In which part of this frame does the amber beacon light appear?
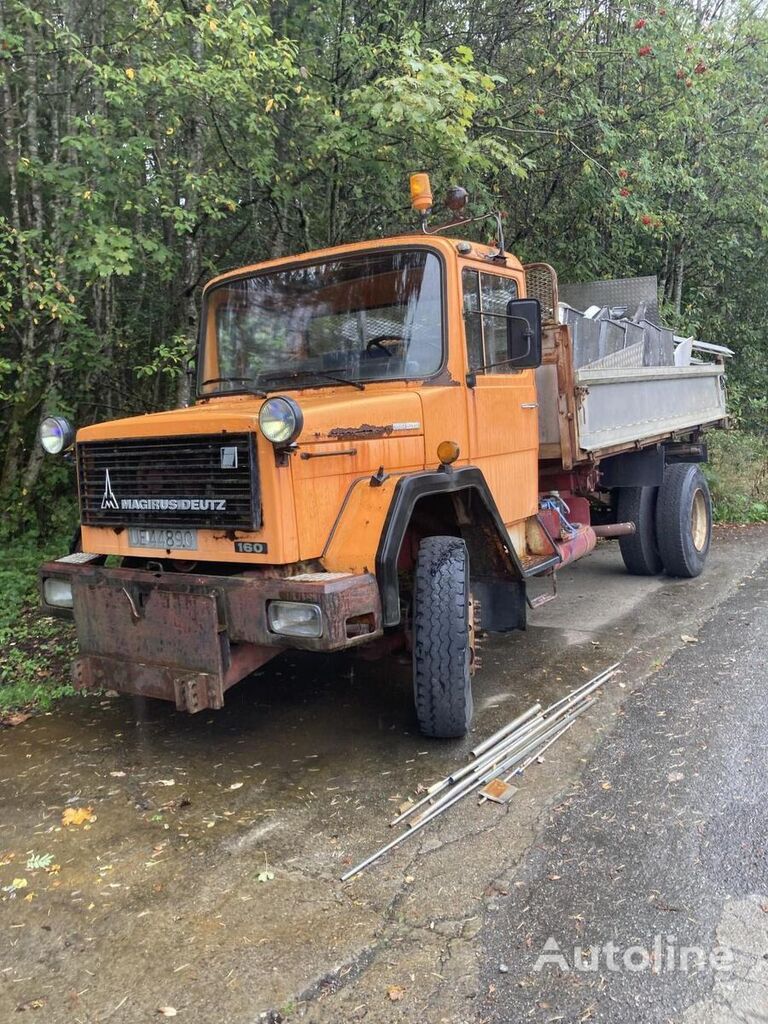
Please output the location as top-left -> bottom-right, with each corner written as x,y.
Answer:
409,173 -> 433,213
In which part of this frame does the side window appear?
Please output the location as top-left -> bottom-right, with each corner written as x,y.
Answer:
461,269 -> 519,374
462,269 -> 483,370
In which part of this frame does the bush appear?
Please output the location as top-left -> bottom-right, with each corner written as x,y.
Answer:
705,429 -> 768,523
0,537 -> 76,715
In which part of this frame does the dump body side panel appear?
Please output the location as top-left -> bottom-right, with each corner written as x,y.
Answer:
575,365 -> 727,453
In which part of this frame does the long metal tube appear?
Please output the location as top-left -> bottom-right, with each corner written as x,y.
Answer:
507,719 -> 576,780
389,710 -> 546,827
391,669 -> 614,829
542,663 -> 618,720
411,702 -> 595,828
341,693 -> 602,882
390,664 -> 616,829
405,718 -> 556,827
470,703 -> 543,759
477,713 -> 581,805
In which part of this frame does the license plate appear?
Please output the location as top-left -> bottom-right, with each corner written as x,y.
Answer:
128,527 -> 198,551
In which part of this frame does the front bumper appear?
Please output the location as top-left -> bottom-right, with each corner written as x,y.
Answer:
39,557 -> 382,712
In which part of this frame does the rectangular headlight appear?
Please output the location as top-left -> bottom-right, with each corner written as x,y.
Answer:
43,577 -> 73,609
267,601 -> 322,638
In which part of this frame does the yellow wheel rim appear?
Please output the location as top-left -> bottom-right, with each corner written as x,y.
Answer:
691,488 -> 708,552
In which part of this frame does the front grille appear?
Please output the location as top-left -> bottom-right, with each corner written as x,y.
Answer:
77,433 -> 260,529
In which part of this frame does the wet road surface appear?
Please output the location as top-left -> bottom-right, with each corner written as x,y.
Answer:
477,552 -> 768,1024
0,526 -> 765,1022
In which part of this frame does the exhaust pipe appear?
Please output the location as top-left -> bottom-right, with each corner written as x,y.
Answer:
593,522 -> 636,538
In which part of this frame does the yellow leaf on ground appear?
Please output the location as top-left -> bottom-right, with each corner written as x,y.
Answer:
2,711 -> 30,727
387,985 -> 405,1002
62,807 -> 96,827
11,878 -> 28,890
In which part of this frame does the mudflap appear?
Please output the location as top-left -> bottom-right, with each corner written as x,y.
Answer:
71,576 -> 277,712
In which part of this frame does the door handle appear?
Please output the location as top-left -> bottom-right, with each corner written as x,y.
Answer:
521,402 -> 539,409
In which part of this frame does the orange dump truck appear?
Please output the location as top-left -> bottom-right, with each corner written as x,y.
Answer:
39,176 -> 729,737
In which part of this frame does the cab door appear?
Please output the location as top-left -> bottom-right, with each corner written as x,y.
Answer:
461,267 -> 540,527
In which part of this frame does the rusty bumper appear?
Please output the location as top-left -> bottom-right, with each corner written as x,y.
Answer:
39,559 -> 383,712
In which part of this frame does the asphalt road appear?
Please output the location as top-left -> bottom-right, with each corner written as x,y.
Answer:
477,552 -> 768,1024
0,526 -> 766,1023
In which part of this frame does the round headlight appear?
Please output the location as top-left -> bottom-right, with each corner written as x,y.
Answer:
39,416 -> 75,455
258,397 -> 303,445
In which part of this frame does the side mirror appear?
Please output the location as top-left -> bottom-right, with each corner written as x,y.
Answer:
505,298 -> 542,367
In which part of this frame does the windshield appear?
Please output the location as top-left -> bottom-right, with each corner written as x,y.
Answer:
199,249 -> 443,395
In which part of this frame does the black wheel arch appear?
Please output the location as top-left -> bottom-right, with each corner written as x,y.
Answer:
375,466 -> 526,628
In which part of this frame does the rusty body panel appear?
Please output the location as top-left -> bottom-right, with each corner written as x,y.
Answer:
42,558 -> 382,711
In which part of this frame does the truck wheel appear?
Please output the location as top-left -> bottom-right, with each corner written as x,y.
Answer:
616,486 -> 663,575
655,464 -> 712,578
412,536 -> 473,739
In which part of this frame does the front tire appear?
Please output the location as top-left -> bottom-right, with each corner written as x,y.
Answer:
655,463 -> 712,578
412,536 -> 473,739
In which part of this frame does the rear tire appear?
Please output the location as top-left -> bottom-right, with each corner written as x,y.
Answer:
655,463 -> 712,578
616,486 -> 663,575
412,536 -> 473,739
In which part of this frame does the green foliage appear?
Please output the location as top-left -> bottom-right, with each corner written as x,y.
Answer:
706,429 -> 768,524
0,0 -> 766,530
0,537 -> 76,713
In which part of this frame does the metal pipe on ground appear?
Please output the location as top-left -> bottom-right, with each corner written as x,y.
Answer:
412,700 -> 597,828
478,714 -> 582,805
542,662 -> 619,720
470,703 -> 543,759
390,664 -> 617,828
389,707 -> 545,827
341,684 -> 608,881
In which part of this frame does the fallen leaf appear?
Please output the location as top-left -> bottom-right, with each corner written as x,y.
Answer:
600,782 -> 612,790
7,877 -> 28,891
256,870 -> 274,883
680,634 -> 698,644
2,711 -> 30,727
16,998 -> 45,1011
110,771 -> 127,778
387,985 -> 405,1002
229,782 -> 243,790
26,853 -> 54,871
156,1008 -> 177,1018
62,807 -> 96,827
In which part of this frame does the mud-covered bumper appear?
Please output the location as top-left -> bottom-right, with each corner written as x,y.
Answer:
39,557 -> 382,712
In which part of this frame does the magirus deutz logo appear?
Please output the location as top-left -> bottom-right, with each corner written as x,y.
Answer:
100,468 -> 227,513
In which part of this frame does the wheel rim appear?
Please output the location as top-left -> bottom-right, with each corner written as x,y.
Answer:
690,488 -> 708,551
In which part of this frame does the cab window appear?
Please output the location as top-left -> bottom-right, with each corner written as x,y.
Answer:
462,269 -> 520,374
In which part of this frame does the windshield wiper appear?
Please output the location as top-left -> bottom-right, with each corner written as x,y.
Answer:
199,376 -> 267,397
260,369 -> 365,392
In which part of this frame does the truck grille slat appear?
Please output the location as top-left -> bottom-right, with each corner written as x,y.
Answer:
77,433 -> 260,530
